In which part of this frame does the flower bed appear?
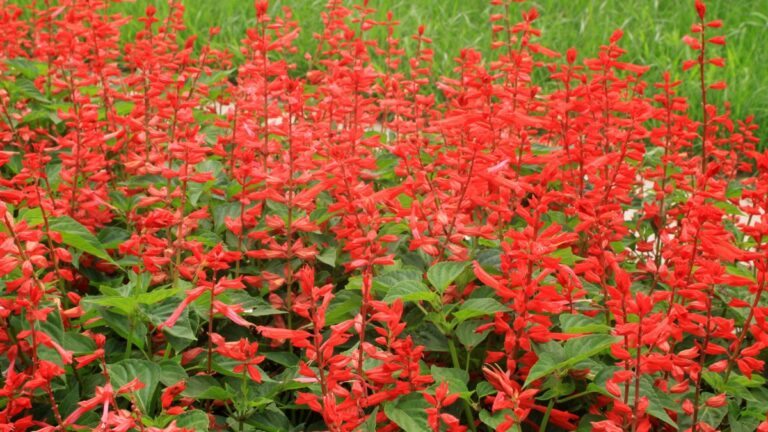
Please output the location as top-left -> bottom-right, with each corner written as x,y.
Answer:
1,0 -> 767,431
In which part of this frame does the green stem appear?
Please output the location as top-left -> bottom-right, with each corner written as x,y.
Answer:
465,347 -> 473,373
539,398 -> 556,432
207,292 -> 215,375
558,390 -> 590,403
239,365 -> 248,432
124,313 -> 135,360
448,338 -> 477,432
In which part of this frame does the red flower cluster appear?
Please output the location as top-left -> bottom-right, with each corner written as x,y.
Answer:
1,0 -> 767,431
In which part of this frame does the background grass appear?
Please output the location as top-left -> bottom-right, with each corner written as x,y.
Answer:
12,0 -> 768,145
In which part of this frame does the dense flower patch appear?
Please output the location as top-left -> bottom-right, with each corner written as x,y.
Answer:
1,0 -> 767,430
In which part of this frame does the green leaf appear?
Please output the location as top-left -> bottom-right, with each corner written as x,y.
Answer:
212,202 -> 241,233
747,387 -> 768,414
113,101 -> 135,116
187,230 -> 221,248
263,351 -> 299,368
726,181 -> 743,200
427,261 -> 469,293
21,108 -> 54,125
85,295 -> 138,315
714,201 -> 742,216
345,275 -> 363,291
310,206 -> 336,225
13,78 -> 50,103
19,208 -> 43,226
187,181 -> 210,207
383,280 -> 437,304
45,163 -> 62,188
626,376 -> 679,428
107,190 -> 133,213
729,410 -> 760,432
453,298 -> 509,322
576,414 -> 606,432
175,410 -> 209,431
247,405 -> 292,432
146,300 -> 196,352
540,377 -> 577,400
98,308 -> 146,349
358,407 -> 379,432
317,246 -> 337,267
383,393 -> 430,432
413,323 -> 451,352
455,320 -> 490,348
198,67 -> 235,85
564,334 -> 617,360
524,351 -> 562,388
480,409 -> 520,431
183,376 -> 234,400
397,193 -> 413,209
54,381 -> 84,424
559,314 -> 610,334
62,332 -> 97,354
525,335 -> 617,387
376,268 -> 423,288
107,359 -> 161,414
610,241 -> 626,254
476,381 -> 496,398
158,360 -> 188,386
476,249 -> 501,268
5,58 -> 46,79
224,290 -> 284,318
431,366 -> 470,396
136,287 -> 180,306
725,264 -> 756,283
702,372 -> 763,402
697,397 -> 727,430
5,153 -> 21,174
324,290 -> 361,325
98,226 -> 131,249
549,247 -> 581,265
49,216 -> 116,264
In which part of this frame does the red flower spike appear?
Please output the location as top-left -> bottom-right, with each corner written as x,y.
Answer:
695,0 -> 706,19
0,0 -> 763,430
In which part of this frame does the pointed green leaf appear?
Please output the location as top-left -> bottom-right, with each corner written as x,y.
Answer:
549,247 -> 581,265
453,298 -> 509,322
13,78 -> 50,103
480,409 -> 521,431
625,376 -> 679,428
525,335 -> 617,387
136,287 -> 180,306
559,314 -> 610,334
175,410 -> 209,431
183,376 -> 234,400
427,261 -> 469,293
384,393 -> 430,432
107,359 -> 161,414
431,366 -> 470,396
19,208 -> 43,226
456,320 -> 491,348
383,280 -> 438,304
49,216 -> 116,264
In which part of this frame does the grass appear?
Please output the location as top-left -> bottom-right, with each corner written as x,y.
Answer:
12,0 -> 768,144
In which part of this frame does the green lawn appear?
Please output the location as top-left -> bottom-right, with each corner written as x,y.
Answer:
14,0 -> 768,144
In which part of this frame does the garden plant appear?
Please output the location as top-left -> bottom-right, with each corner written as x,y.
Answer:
1,0 -> 768,431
